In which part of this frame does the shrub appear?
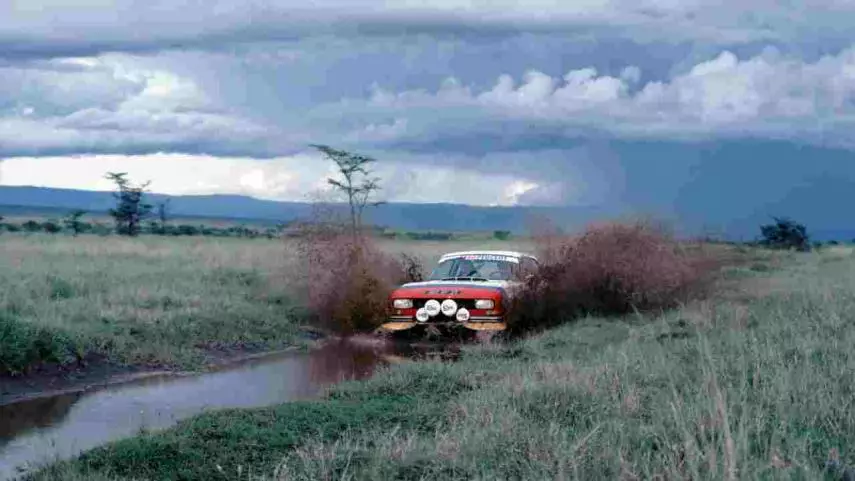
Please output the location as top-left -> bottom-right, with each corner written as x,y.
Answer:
176,224 -> 200,236
41,221 -> 62,233
22,220 -> 42,232
404,231 -> 453,241
493,230 -> 511,240
759,217 -> 811,251
294,225 -> 416,333
508,221 -> 712,333
0,314 -> 77,375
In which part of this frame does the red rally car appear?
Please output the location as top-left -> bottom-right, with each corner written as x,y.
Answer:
380,250 -> 539,332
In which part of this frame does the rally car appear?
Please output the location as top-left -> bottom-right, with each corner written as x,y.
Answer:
380,250 -> 539,332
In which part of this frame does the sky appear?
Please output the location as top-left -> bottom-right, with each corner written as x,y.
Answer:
2,1 -> 855,235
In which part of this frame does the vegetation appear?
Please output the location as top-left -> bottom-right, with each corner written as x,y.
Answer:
509,221 -> 715,334
759,216 -> 811,251
0,235 -> 309,375
0,235 -> 527,376
106,172 -> 154,237
31,246 -> 855,480
311,144 -> 384,240
493,230 -> 511,240
63,210 -> 89,236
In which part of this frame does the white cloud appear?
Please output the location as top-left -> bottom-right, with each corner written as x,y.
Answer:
0,55 -> 272,157
350,46 -> 855,147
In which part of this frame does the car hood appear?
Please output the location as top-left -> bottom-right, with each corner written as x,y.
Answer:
399,279 -> 513,289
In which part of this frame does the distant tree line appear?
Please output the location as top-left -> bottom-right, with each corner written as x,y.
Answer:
0,215 -> 287,239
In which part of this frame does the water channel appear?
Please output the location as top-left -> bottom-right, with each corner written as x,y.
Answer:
0,339 -> 452,480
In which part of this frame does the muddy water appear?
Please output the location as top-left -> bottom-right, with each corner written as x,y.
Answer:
0,339 -> 452,480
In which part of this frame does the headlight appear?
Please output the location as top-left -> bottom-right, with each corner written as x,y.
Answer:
424,300 -> 441,317
392,299 -> 413,309
440,299 -> 458,316
475,299 -> 495,309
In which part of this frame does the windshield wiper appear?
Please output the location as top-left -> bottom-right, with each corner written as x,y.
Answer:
440,276 -> 489,282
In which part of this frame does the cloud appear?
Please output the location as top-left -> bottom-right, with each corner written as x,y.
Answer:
0,55 -> 275,157
340,46 -> 855,148
5,43 -> 855,162
4,0 -> 855,61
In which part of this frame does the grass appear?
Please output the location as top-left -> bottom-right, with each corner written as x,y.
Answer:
28,246 -> 855,480
0,234 -> 308,374
0,234 -> 531,375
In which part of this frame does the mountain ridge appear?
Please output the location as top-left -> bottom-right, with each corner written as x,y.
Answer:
0,185 -> 600,233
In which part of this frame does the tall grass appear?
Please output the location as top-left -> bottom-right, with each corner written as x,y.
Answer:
271,247 -> 855,480
0,235 -> 307,374
0,234 -> 528,375
31,247 -> 855,480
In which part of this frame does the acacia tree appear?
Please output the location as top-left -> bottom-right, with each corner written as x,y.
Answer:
63,210 -> 87,236
105,172 -> 152,236
759,216 -> 811,252
311,144 -> 384,241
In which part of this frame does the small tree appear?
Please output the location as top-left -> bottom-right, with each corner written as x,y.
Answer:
63,210 -> 87,236
759,217 -> 811,251
105,172 -> 152,237
153,199 -> 171,234
311,144 -> 384,242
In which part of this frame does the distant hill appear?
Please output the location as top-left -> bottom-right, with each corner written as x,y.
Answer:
2,186 -> 853,241
0,186 -> 614,234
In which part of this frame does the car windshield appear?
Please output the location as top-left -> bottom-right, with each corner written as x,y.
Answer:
429,255 -> 518,281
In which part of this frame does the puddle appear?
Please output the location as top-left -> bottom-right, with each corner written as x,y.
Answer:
0,338 -> 455,480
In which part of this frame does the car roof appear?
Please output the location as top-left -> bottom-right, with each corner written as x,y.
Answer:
439,250 -> 538,261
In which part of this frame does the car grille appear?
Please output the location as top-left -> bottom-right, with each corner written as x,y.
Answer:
413,299 -> 477,310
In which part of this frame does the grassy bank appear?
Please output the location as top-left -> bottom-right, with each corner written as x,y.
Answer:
29,246 -> 855,480
0,235 -> 531,376
0,235 -> 312,375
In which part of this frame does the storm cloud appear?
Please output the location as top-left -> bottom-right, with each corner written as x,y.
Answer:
1,1 -> 854,227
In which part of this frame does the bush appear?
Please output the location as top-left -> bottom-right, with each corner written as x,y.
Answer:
294,225 -> 419,333
493,230 -> 511,240
508,221 -> 712,333
41,221 -> 62,233
404,231 -> 453,241
0,315 -> 77,375
176,224 -> 200,236
22,220 -> 42,232
759,217 -> 811,252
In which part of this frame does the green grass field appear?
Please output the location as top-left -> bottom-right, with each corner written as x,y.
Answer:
0,234 -> 533,375
0,234 -> 308,374
28,245 -> 855,480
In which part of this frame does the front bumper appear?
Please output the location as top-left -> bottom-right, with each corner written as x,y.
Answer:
379,316 -> 507,332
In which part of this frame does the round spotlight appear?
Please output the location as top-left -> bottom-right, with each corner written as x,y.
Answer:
415,308 -> 429,322
456,308 -> 470,322
440,299 -> 458,316
424,300 -> 441,317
